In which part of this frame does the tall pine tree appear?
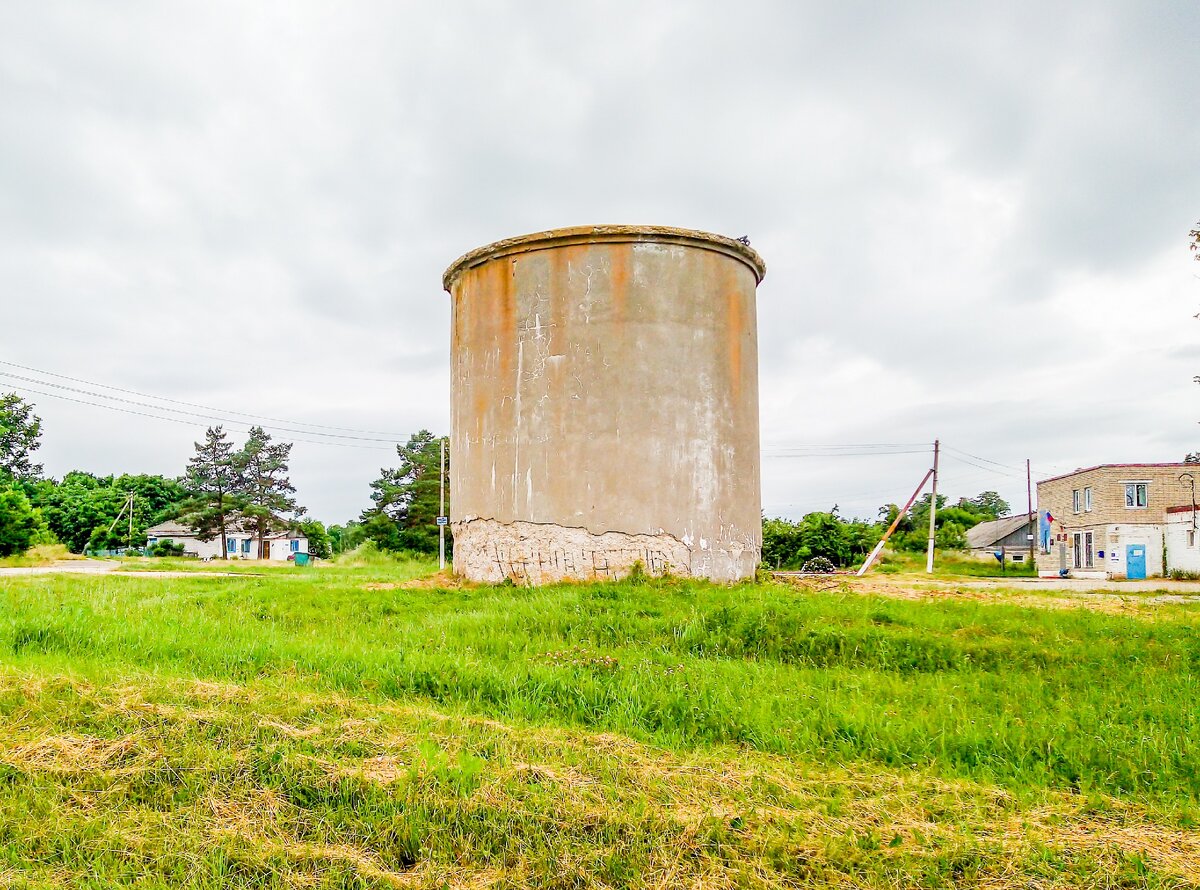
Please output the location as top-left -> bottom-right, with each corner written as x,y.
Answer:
181,426 -> 243,558
363,430 -> 447,554
235,426 -> 300,558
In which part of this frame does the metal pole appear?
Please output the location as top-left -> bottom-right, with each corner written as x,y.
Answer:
1027,459 -> 1035,566
439,437 -> 446,572
129,492 -> 134,552
925,440 -> 939,573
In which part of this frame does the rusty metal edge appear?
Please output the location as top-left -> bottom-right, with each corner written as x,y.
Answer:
442,224 -> 767,293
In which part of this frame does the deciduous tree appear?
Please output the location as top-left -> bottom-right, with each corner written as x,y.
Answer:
0,393 -> 42,483
0,486 -> 44,556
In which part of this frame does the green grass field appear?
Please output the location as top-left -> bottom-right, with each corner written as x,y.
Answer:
1,557 -> 1198,888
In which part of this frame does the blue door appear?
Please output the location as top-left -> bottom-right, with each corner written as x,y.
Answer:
1126,545 -> 1146,580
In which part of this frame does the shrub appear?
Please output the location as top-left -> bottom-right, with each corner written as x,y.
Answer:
0,486 -> 44,557
800,556 -> 836,574
149,539 -> 186,557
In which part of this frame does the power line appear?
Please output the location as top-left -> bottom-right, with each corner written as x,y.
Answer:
763,449 -> 929,458
0,370 -> 399,444
762,442 -> 928,449
941,452 -> 1026,479
943,445 -> 1024,471
2,382 -> 395,451
0,358 -> 407,438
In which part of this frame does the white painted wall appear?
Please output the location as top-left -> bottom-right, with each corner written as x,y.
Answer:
1104,524 -> 1164,578
1165,512 -> 1200,574
147,533 -> 307,561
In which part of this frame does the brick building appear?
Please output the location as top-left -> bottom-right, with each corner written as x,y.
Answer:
1035,463 -> 1198,578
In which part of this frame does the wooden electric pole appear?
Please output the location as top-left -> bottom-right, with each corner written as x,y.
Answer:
925,440 -> 939,573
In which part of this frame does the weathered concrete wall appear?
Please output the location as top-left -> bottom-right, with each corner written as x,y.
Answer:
443,225 -> 765,583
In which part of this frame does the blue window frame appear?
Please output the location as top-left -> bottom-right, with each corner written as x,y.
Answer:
291,539 -> 300,552
227,539 -> 237,552
241,539 -> 251,554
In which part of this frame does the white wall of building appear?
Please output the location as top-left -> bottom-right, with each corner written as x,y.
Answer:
1166,512 -> 1200,574
147,533 -> 307,561
1105,523 -> 1164,578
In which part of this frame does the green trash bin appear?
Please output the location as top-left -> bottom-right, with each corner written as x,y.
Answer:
293,552 -> 310,567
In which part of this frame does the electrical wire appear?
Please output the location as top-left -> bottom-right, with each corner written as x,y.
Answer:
763,449 -> 930,458
1,382 -> 396,451
0,358 -> 408,437
943,445 -> 1025,472
0,370 -> 401,444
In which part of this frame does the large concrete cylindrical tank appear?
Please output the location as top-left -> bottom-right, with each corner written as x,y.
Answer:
442,225 -> 764,583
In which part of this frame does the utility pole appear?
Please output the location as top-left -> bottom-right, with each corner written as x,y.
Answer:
1027,459 -> 1035,566
105,491 -> 136,554
856,467 -> 935,576
925,439 -> 939,573
438,437 -> 446,572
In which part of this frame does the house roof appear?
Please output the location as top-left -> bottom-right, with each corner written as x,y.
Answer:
1037,463 -> 1197,485
145,520 -> 196,537
965,513 -> 1035,550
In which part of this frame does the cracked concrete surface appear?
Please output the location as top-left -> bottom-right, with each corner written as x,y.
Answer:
453,518 -> 758,584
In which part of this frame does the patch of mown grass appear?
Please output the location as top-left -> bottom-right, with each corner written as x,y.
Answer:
0,544 -> 80,568
1,566 -> 1199,885
0,670 -> 1195,888
0,569 -> 1197,813
877,550 -> 1038,577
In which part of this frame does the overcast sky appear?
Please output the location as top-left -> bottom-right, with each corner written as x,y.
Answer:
1,1 -> 1197,524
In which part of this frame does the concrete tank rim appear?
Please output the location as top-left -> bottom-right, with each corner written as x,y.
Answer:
441,224 -> 766,293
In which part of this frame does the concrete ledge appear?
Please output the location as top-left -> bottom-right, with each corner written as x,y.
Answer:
442,224 -> 767,291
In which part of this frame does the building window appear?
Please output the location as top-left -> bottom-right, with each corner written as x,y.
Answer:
1124,482 -> 1148,508
291,539 -> 300,552
1073,489 -> 1081,513
227,539 -> 237,553
1084,487 -> 1092,512
1189,530 -> 1197,548
241,539 -> 251,554
1072,532 -> 1094,569
1012,553 -> 1025,562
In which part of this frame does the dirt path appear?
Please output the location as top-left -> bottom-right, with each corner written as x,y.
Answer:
0,560 -> 253,579
826,575 -> 1200,614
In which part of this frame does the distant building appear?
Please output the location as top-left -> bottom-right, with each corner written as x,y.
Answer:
964,513 -> 1036,563
1035,463 -> 1198,579
145,520 -> 307,561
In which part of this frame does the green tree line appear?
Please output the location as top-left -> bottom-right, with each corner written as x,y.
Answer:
5,389 -> 1025,569
762,491 -> 1012,570
0,394 -> 329,558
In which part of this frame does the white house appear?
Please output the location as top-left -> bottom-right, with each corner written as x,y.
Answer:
145,520 -> 308,561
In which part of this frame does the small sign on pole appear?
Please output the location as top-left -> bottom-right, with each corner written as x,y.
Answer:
436,516 -> 448,526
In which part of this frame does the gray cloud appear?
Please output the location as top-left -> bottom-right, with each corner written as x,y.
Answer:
0,0 -> 1196,523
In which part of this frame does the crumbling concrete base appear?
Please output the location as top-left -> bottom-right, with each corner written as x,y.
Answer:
452,518 -> 758,584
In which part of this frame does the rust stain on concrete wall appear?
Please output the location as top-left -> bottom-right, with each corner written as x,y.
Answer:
442,225 -> 766,583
